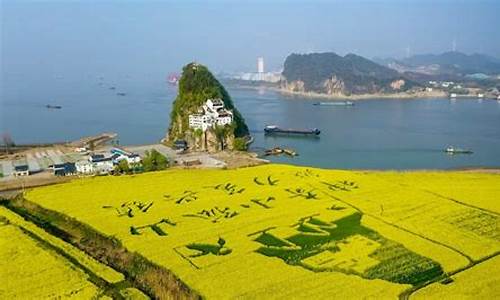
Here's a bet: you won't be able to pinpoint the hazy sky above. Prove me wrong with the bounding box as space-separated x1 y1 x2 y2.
2 0 500 77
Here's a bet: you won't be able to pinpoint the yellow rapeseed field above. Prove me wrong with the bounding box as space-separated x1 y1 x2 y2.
24 164 500 299
0 213 101 299
412 255 500 299
0 206 124 284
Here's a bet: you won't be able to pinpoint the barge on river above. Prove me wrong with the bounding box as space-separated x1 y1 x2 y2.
264 125 321 136
313 101 354 106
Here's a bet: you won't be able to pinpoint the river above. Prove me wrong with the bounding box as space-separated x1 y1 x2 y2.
2 74 500 170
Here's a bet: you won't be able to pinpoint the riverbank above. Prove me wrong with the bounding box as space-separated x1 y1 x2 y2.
225 83 448 100
279 88 448 100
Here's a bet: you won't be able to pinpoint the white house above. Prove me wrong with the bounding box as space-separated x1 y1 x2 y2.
90 155 114 174
110 148 141 165
75 160 94 174
76 154 113 175
13 165 29 177
205 98 224 111
188 98 233 132
189 114 214 131
216 111 233 126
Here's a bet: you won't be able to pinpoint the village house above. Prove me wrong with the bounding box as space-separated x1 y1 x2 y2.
13 165 30 177
188 98 233 131
76 154 113 175
75 148 141 175
75 160 94 174
110 148 141 165
51 163 77 176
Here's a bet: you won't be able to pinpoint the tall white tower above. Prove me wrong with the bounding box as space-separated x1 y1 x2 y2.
257 57 265 73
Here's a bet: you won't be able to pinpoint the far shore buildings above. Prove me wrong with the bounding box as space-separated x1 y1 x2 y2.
188 98 234 131
225 57 282 83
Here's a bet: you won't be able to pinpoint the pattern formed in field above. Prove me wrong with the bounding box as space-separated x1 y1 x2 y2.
25 165 500 299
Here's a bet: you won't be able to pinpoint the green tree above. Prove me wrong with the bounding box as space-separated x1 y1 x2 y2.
193 128 203 138
88 141 95 151
114 159 130 175
143 149 169 172
214 125 230 151
233 137 248 151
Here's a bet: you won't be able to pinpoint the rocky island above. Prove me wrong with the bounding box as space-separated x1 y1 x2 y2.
167 62 249 152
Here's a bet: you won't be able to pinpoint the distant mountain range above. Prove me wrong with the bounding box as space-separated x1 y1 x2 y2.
376 51 500 76
281 52 417 95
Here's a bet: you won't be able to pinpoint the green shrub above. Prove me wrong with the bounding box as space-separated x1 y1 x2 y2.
114 160 130 175
143 150 169 172
233 137 247 151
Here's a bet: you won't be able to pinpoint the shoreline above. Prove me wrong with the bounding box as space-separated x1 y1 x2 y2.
278 88 448 101
226 83 449 100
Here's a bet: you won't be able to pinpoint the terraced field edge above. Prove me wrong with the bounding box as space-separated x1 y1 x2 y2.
0 195 200 300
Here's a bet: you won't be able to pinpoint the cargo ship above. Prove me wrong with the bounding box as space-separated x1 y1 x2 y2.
313 101 354 106
264 125 320 136
445 146 473 154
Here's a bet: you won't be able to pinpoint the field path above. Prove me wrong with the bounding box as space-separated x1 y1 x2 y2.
420 189 500 217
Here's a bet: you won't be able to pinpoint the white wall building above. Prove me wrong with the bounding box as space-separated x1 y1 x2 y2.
189 99 233 132
75 160 94 174
206 98 224 111
76 154 114 175
257 57 265 73
189 114 214 131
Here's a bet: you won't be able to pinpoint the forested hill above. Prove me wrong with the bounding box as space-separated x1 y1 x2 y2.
399 51 500 75
168 62 249 143
281 52 416 95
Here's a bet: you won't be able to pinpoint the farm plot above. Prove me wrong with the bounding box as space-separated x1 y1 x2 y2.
0 206 125 284
412 255 500 299
374 172 500 214
23 164 500 299
0 217 101 299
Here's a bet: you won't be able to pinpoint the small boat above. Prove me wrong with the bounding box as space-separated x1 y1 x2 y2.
265 147 298 157
116 92 127 96
313 101 354 106
167 73 180 85
264 125 320 136
445 146 473 154
265 147 284 156
46 104 62 109
283 148 298 156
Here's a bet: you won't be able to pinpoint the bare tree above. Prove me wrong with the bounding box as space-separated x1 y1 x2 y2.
2 133 15 154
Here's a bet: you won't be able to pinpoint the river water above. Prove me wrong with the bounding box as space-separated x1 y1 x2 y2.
2 74 500 169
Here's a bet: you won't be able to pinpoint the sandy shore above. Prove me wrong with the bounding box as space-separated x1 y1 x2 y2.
278 88 448 100
227 83 448 100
